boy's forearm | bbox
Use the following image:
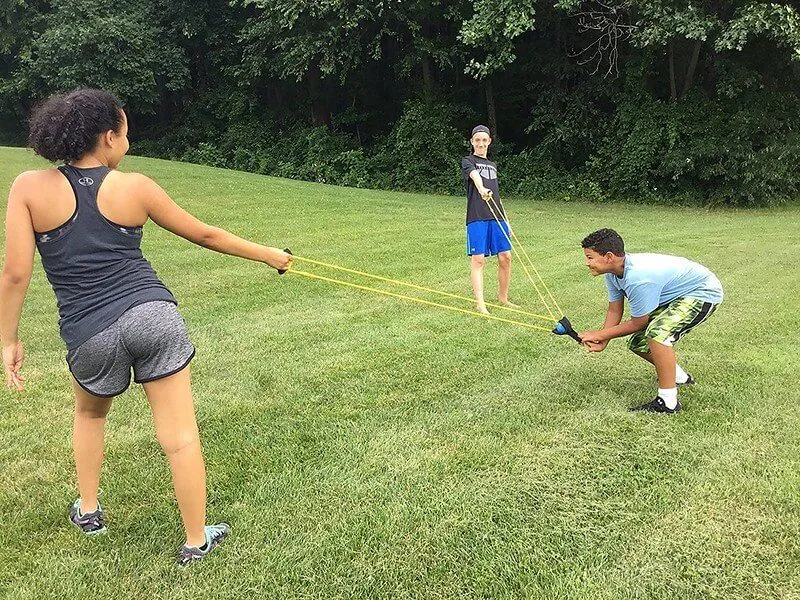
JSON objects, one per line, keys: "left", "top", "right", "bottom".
{"left": 596, "top": 318, "right": 647, "bottom": 341}
{"left": 603, "top": 305, "right": 623, "bottom": 329}
{"left": 0, "top": 276, "right": 29, "bottom": 344}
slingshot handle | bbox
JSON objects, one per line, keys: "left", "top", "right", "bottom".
{"left": 552, "top": 316, "right": 583, "bottom": 344}
{"left": 277, "top": 248, "right": 293, "bottom": 275}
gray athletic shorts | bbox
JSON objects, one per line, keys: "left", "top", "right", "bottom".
{"left": 66, "top": 301, "right": 195, "bottom": 398}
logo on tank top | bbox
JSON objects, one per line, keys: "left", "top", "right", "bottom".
{"left": 77, "top": 177, "right": 94, "bottom": 186}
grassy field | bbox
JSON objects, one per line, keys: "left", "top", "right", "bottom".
{"left": 0, "top": 145, "right": 799, "bottom": 599}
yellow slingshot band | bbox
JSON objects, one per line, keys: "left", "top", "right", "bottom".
{"left": 290, "top": 254, "right": 556, "bottom": 323}
{"left": 287, "top": 268, "right": 554, "bottom": 333}
{"left": 484, "top": 191, "right": 565, "bottom": 318}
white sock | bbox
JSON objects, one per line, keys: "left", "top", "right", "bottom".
{"left": 675, "top": 364, "right": 689, "bottom": 384}
{"left": 658, "top": 387, "right": 678, "bottom": 409}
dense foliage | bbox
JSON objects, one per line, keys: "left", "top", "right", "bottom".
{"left": 1, "top": 0, "right": 799, "bottom": 205}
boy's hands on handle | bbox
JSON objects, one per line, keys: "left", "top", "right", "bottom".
{"left": 3, "top": 340, "right": 25, "bottom": 391}
{"left": 578, "top": 330, "right": 608, "bottom": 352}
{"left": 484, "top": 190, "right": 512, "bottom": 234}
{"left": 582, "top": 339, "right": 609, "bottom": 352}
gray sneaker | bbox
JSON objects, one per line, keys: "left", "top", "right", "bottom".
{"left": 177, "top": 523, "right": 231, "bottom": 566}
{"left": 69, "top": 499, "right": 107, "bottom": 535}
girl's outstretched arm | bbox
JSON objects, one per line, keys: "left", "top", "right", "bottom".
{"left": 131, "top": 173, "right": 292, "bottom": 271}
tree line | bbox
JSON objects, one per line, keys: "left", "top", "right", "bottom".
{"left": 1, "top": 0, "right": 799, "bottom": 205}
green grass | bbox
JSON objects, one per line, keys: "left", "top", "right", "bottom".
{"left": 1, "top": 145, "right": 799, "bottom": 599}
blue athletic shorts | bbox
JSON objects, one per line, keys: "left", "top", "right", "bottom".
{"left": 466, "top": 220, "right": 512, "bottom": 256}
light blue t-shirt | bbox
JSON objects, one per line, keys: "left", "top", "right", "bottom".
{"left": 605, "top": 253, "right": 724, "bottom": 317}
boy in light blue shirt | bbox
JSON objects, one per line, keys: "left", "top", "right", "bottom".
{"left": 579, "top": 229, "right": 723, "bottom": 414}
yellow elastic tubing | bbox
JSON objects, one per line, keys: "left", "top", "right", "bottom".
{"left": 288, "top": 268, "right": 553, "bottom": 333}
{"left": 291, "top": 254, "right": 556, "bottom": 323}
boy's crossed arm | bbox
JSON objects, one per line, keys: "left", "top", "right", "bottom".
{"left": 579, "top": 299, "right": 649, "bottom": 351}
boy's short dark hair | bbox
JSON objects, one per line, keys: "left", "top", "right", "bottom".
{"left": 28, "top": 88, "right": 124, "bottom": 163}
{"left": 581, "top": 229, "right": 625, "bottom": 256}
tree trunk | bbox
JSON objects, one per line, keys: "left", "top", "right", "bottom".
{"left": 485, "top": 79, "right": 498, "bottom": 140}
{"left": 680, "top": 40, "right": 702, "bottom": 99}
{"left": 307, "top": 62, "right": 330, "bottom": 127}
{"left": 158, "top": 96, "right": 172, "bottom": 130}
{"left": 422, "top": 57, "right": 434, "bottom": 97}
{"left": 668, "top": 41, "right": 677, "bottom": 102}
{"left": 12, "top": 102, "right": 28, "bottom": 141}
{"left": 707, "top": 45, "right": 718, "bottom": 94}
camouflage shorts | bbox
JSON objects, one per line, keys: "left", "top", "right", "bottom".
{"left": 628, "top": 297, "right": 718, "bottom": 354}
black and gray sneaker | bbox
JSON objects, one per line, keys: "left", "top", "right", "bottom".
{"left": 630, "top": 396, "right": 682, "bottom": 414}
{"left": 677, "top": 374, "right": 696, "bottom": 386}
{"left": 69, "top": 499, "right": 107, "bottom": 535}
{"left": 177, "top": 523, "right": 230, "bottom": 566}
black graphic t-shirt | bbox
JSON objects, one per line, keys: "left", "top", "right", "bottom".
{"left": 461, "top": 155, "right": 505, "bottom": 224}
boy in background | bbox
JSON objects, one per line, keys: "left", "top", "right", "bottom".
{"left": 461, "top": 125, "right": 516, "bottom": 314}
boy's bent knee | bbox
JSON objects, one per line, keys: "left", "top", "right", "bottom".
{"left": 646, "top": 337, "right": 673, "bottom": 350}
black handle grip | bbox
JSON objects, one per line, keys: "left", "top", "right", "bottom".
{"left": 277, "top": 248, "right": 292, "bottom": 275}
{"left": 567, "top": 330, "right": 583, "bottom": 344}
{"left": 552, "top": 316, "right": 583, "bottom": 344}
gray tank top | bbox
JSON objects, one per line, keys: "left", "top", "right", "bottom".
{"left": 35, "top": 165, "right": 177, "bottom": 350}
